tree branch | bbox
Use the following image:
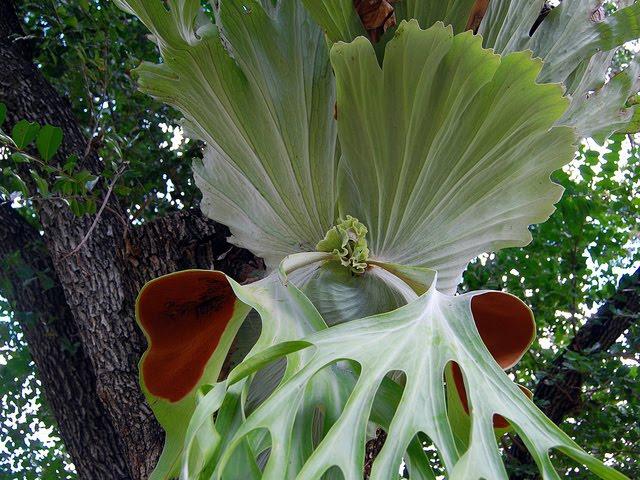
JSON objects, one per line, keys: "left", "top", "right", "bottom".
{"left": 509, "top": 266, "right": 640, "bottom": 478}
{"left": 128, "top": 209, "right": 264, "bottom": 283}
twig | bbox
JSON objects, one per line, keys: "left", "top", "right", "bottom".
{"left": 61, "top": 163, "right": 127, "bottom": 259}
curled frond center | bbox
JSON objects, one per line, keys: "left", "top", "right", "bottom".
{"left": 316, "top": 215, "right": 370, "bottom": 274}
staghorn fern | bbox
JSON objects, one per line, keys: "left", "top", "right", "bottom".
{"left": 115, "top": 1, "right": 640, "bottom": 478}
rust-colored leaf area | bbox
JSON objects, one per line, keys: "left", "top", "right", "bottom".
{"left": 465, "top": 0, "right": 490, "bottom": 33}
{"left": 451, "top": 363, "right": 532, "bottom": 428}
{"left": 449, "top": 292, "right": 535, "bottom": 428}
{"left": 471, "top": 292, "right": 535, "bottom": 369}
{"left": 137, "top": 270, "right": 236, "bottom": 403}
{"left": 354, "top": 0, "right": 397, "bottom": 42}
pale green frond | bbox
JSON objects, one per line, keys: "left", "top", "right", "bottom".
{"left": 205, "top": 267, "right": 627, "bottom": 479}
{"left": 175, "top": 257, "right": 436, "bottom": 478}
{"left": 561, "top": 56, "right": 640, "bottom": 142}
{"left": 563, "top": 49, "right": 617, "bottom": 97}
{"left": 115, "top": 0, "right": 338, "bottom": 267}
{"left": 477, "top": 0, "right": 545, "bottom": 54}
{"left": 480, "top": 0, "right": 640, "bottom": 72}
{"left": 332, "top": 21, "right": 575, "bottom": 293}
{"left": 291, "top": 260, "right": 409, "bottom": 325}
{"left": 300, "top": 0, "right": 480, "bottom": 45}
{"left": 287, "top": 254, "right": 437, "bottom": 326}
{"left": 479, "top": 0, "right": 640, "bottom": 140}
{"left": 300, "top": 0, "right": 366, "bottom": 42}
{"left": 394, "top": 0, "right": 479, "bottom": 33}
{"left": 528, "top": 0, "right": 640, "bottom": 84}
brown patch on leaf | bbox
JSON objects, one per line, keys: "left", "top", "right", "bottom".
{"left": 451, "top": 363, "right": 533, "bottom": 429}
{"left": 471, "top": 292, "right": 535, "bottom": 370}
{"left": 465, "top": 0, "right": 490, "bottom": 33}
{"left": 137, "top": 270, "right": 236, "bottom": 402}
{"left": 354, "top": 0, "right": 397, "bottom": 42}
{"left": 447, "top": 292, "right": 535, "bottom": 429}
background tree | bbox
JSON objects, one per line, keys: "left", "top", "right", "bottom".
{"left": 1, "top": 0, "right": 261, "bottom": 477}
{"left": 0, "top": 0, "right": 638, "bottom": 479}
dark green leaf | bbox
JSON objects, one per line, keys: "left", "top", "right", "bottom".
{"left": 30, "top": 170, "right": 49, "bottom": 196}
{"left": 11, "top": 120, "right": 40, "bottom": 149}
{"left": 84, "top": 197, "right": 97, "bottom": 215}
{"left": 36, "top": 125, "right": 63, "bottom": 161}
{"left": 68, "top": 198, "right": 83, "bottom": 217}
{"left": 63, "top": 155, "right": 78, "bottom": 174}
{"left": 11, "top": 153, "right": 31, "bottom": 164}
{"left": 9, "top": 173, "right": 29, "bottom": 197}
{"left": 114, "top": 185, "right": 132, "bottom": 196}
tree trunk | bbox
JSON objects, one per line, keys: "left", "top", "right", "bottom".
{"left": 1, "top": 1, "right": 160, "bottom": 474}
{"left": 0, "top": 203, "right": 129, "bottom": 479}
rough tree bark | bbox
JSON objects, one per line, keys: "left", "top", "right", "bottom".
{"left": 509, "top": 267, "right": 640, "bottom": 479}
{"left": 0, "top": 1, "right": 261, "bottom": 477}
{"left": 0, "top": 203, "right": 129, "bottom": 479}
{"left": 1, "top": 1, "right": 160, "bottom": 474}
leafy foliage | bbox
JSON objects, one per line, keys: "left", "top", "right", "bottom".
{"left": 463, "top": 135, "right": 640, "bottom": 478}
{"left": 0, "top": 283, "right": 74, "bottom": 478}
{"left": 0, "top": 0, "right": 200, "bottom": 219}
{"left": 0, "top": 106, "right": 101, "bottom": 216}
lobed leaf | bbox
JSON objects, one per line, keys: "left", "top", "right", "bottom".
{"left": 170, "top": 255, "right": 440, "bottom": 479}
{"left": 114, "top": 0, "right": 339, "bottom": 268}
{"left": 197, "top": 263, "right": 627, "bottom": 479}
{"left": 528, "top": 0, "right": 640, "bottom": 84}
{"left": 332, "top": 21, "right": 575, "bottom": 293}
{"left": 300, "top": 0, "right": 366, "bottom": 42}
{"left": 479, "top": 0, "right": 640, "bottom": 140}
{"left": 561, "top": 54, "right": 640, "bottom": 142}
{"left": 135, "top": 270, "right": 251, "bottom": 479}
{"left": 394, "top": 0, "right": 480, "bottom": 34}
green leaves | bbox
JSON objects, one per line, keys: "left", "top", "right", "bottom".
{"left": 30, "top": 170, "right": 49, "bottom": 196}
{"left": 11, "top": 120, "right": 40, "bottom": 150}
{"left": 8, "top": 120, "right": 63, "bottom": 160}
{"left": 0, "top": 103, "right": 6, "bottom": 126}
{"left": 394, "top": 0, "right": 479, "bottom": 33}
{"left": 36, "top": 125, "right": 63, "bottom": 161}
{"left": 531, "top": 0, "right": 640, "bottom": 84}
{"left": 303, "top": 0, "right": 484, "bottom": 43}
{"left": 332, "top": 21, "right": 574, "bottom": 293}
{"left": 300, "top": 0, "right": 366, "bottom": 42}
{"left": 0, "top": 104, "right": 104, "bottom": 216}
